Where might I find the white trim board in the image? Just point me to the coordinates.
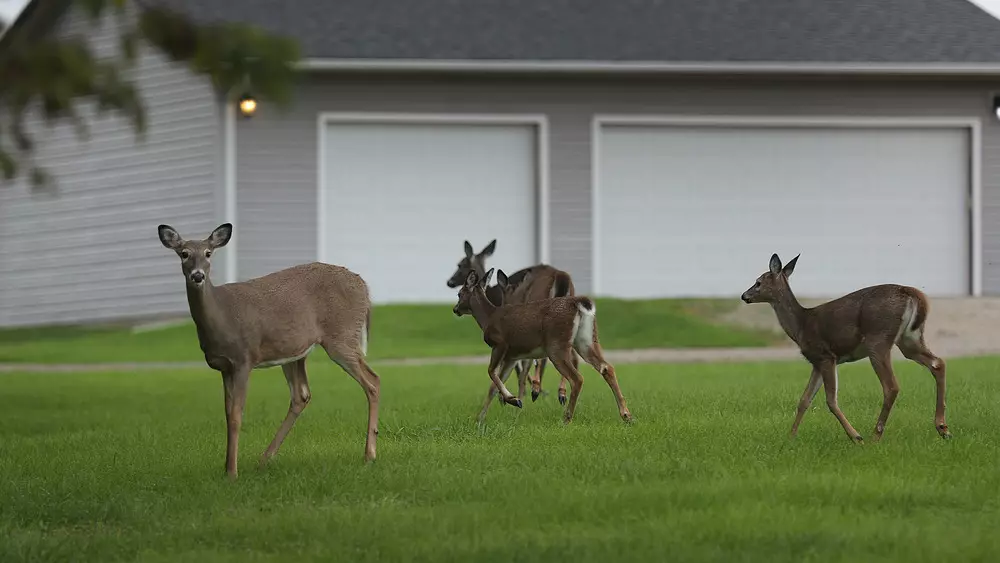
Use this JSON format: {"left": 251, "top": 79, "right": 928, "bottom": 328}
{"left": 315, "top": 112, "right": 551, "bottom": 267}
{"left": 590, "top": 114, "right": 983, "bottom": 297}
{"left": 297, "top": 59, "right": 1000, "bottom": 77}
{"left": 223, "top": 100, "right": 238, "bottom": 284}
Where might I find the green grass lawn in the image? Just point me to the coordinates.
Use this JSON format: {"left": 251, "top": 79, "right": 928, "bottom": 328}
{"left": 0, "top": 298, "right": 779, "bottom": 364}
{"left": 2, "top": 357, "right": 998, "bottom": 562}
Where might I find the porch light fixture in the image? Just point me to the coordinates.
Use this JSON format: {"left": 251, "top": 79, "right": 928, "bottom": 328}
{"left": 238, "top": 93, "right": 258, "bottom": 118}
{"left": 994, "top": 95, "right": 1000, "bottom": 120}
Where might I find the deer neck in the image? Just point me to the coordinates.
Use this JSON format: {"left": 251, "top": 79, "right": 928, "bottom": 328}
{"left": 770, "top": 288, "right": 808, "bottom": 345}
{"left": 185, "top": 281, "right": 232, "bottom": 349}
{"left": 469, "top": 289, "right": 498, "bottom": 332}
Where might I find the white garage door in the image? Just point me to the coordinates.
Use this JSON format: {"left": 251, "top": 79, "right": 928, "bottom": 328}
{"left": 321, "top": 121, "right": 538, "bottom": 304}
{"left": 596, "top": 123, "right": 971, "bottom": 298}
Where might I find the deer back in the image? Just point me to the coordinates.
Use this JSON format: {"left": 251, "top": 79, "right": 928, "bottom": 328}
{"left": 505, "top": 265, "right": 575, "bottom": 305}
{"left": 484, "top": 295, "right": 590, "bottom": 356}
{"left": 211, "top": 262, "right": 371, "bottom": 365}
{"left": 807, "top": 284, "right": 928, "bottom": 355}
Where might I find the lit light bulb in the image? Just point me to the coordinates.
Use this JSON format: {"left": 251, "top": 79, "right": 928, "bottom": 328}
{"left": 238, "top": 94, "right": 257, "bottom": 117}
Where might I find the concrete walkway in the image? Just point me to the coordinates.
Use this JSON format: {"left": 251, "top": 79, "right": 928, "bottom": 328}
{"left": 2, "top": 343, "right": 998, "bottom": 373}
{"left": 0, "top": 346, "right": 806, "bottom": 373}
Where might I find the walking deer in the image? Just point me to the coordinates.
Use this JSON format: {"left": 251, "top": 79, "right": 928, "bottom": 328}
{"left": 157, "top": 223, "right": 380, "bottom": 479}
{"left": 447, "top": 239, "right": 575, "bottom": 405}
{"left": 741, "top": 253, "right": 951, "bottom": 443}
{"left": 453, "top": 267, "right": 632, "bottom": 424}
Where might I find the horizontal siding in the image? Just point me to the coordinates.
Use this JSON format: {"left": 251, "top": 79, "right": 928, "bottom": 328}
{"left": 0, "top": 5, "right": 220, "bottom": 327}
{"left": 235, "top": 74, "right": 1000, "bottom": 295}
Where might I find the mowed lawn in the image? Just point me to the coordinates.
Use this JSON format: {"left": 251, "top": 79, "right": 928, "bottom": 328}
{"left": 2, "top": 357, "right": 998, "bottom": 563}
{"left": 0, "top": 298, "right": 778, "bottom": 365}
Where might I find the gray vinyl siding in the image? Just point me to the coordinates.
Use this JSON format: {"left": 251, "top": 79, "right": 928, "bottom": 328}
{"left": 234, "top": 74, "right": 1000, "bottom": 296}
{"left": 0, "top": 5, "right": 220, "bottom": 327}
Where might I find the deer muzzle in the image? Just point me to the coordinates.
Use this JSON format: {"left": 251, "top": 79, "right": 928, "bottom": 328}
{"left": 190, "top": 270, "right": 206, "bottom": 285}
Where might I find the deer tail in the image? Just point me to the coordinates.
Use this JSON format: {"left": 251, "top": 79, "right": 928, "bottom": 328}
{"left": 901, "top": 286, "right": 929, "bottom": 333}
{"left": 360, "top": 305, "right": 371, "bottom": 357}
{"left": 553, "top": 271, "right": 573, "bottom": 298}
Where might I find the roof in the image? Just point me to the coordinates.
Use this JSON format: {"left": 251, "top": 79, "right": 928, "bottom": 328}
{"left": 156, "top": 0, "right": 1000, "bottom": 65}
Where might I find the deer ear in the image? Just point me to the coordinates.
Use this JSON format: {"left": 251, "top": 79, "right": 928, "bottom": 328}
{"left": 768, "top": 253, "right": 782, "bottom": 275}
{"left": 481, "top": 268, "right": 495, "bottom": 287}
{"left": 480, "top": 239, "right": 497, "bottom": 258}
{"left": 207, "top": 223, "right": 233, "bottom": 248}
{"left": 497, "top": 269, "right": 508, "bottom": 288}
{"left": 783, "top": 254, "right": 799, "bottom": 277}
{"left": 158, "top": 224, "right": 182, "bottom": 250}
{"left": 465, "top": 270, "right": 478, "bottom": 287}
{"left": 463, "top": 241, "right": 474, "bottom": 259}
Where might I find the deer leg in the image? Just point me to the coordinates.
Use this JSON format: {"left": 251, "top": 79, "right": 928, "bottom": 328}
{"left": 325, "top": 344, "right": 381, "bottom": 463}
{"left": 477, "top": 360, "right": 519, "bottom": 424}
{"left": 576, "top": 341, "right": 631, "bottom": 423}
{"left": 789, "top": 368, "right": 823, "bottom": 439}
{"left": 549, "top": 352, "right": 584, "bottom": 424}
{"left": 516, "top": 361, "right": 530, "bottom": 401}
{"left": 487, "top": 346, "right": 522, "bottom": 408}
{"left": 819, "top": 362, "right": 864, "bottom": 444}
{"left": 898, "top": 336, "right": 951, "bottom": 439}
{"left": 260, "top": 359, "right": 311, "bottom": 465}
{"left": 868, "top": 345, "right": 900, "bottom": 442}
{"left": 530, "top": 359, "right": 545, "bottom": 402}
{"left": 557, "top": 356, "right": 575, "bottom": 406}
{"left": 222, "top": 366, "right": 250, "bottom": 479}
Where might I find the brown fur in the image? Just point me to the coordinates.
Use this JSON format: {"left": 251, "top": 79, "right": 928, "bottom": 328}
{"left": 446, "top": 239, "right": 576, "bottom": 406}
{"left": 741, "top": 253, "right": 950, "bottom": 443}
{"left": 158, "top": 223, "right": 381, "bottom": 479}
{"left": 454, "top": 268, "right": 632, "bottom": 425}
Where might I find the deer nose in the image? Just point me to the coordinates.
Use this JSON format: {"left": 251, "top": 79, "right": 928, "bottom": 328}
{"left": 190, "top": 271, "right": 205, "bottom": 284}
{"left": 741, "top": 292, "right": 751, "bottom": 303}
{"left": 452, "top": 305, "right": 462, "bottom": 316}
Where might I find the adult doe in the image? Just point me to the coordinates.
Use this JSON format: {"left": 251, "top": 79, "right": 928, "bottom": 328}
{"left": 453, "top": 267, "right": 631, "bottom": 425}
{"left": 158, "top": 223, "right": 381, "bottom": 479}
{"left": 447, "top": 239, "right": 575, "bottom": 405}
{"left": 741, "top": 253, "right": 950, "bottom": 443}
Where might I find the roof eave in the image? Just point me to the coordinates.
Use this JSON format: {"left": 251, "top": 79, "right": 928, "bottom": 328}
{"left": 296, "top": 58, "right": 1000, "bottom": 77}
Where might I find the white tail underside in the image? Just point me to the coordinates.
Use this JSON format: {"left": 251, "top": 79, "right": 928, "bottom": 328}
{"left": 573, "top": 303, "right": 596, "bottom": 351}
{"left": 895, "top": 298, "right": 921, "bottom": 345}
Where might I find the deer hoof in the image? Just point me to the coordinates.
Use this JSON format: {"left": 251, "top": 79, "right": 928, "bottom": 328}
{"left": 507, "top": 398, "right": 523, "bottom": 409}
{"left": 622, "top": 412, "right": 634, "bottom": 424}
{"left": 531, "top": 390, "right": 540, "bottom": 402}
{"left": 938, "top": 424, "right": 952, "bottom": 439}
{"left": 558, "top": 394, "right": 567, "bottom": 406}
{"left": 853, "top": 435, "right": 865, "bottom": 444}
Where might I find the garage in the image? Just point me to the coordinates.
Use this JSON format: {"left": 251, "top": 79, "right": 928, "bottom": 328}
{"left": 594, "top": 119, "right": 974, "bottom": 299}
{"left": 319, "top": 117, "right": 542, "bottom": 304}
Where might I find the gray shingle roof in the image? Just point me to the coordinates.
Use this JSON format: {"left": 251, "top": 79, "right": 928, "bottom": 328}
{"left": 157, "top": 0, "right": 1000, "bottom": 64}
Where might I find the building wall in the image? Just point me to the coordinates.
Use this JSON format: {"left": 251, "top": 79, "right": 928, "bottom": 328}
{"left": 234, "top": 73, "right": 1000, "bottom": 296}
{"left": 0, "top": 5, "right": 221, "bottom": 327}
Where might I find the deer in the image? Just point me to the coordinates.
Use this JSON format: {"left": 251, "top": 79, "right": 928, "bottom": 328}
{"left": 740, "top": 253, "right": 951, "bottom": 444}
{"left": 157, "top": 222, "right": 380, "bottom": 479}
{"left": 447, "top": 239, "right": 575, "bottom": 406}
{"left": 453, "top": 267, "right": 632, "bottom": 425}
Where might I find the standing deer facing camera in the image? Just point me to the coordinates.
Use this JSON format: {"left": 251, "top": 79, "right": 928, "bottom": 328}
{"left": 157, "top": 223, "right": 380, "bottom": 479}
{"left": 453, "top": 267, "right": 632, "bottom": 425}
{"left": 741, "top": 253, "right": 951, "bottom": 443}
{"left": 447, "top": 239, "right": 576, "bottom": 405}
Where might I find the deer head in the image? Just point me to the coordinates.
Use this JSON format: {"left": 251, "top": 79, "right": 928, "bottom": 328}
{"left": 453, "top": 267, "right": 495, "bottom": 316}
{"left": 741, "top": 253, "right": 799, "bottom": 304}
{"left": 158, "top": 223, "right": 233, "bottom": 288}
{"left": 447, "top": 239, "right": 496, "bottom": 288}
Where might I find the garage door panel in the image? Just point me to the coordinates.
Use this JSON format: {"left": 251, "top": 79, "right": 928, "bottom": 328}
{"left": 322, "top": 122, "right": 537, "bottom": 304}
{"left": 597, "top": 125, "right": 969, "bottom": 298}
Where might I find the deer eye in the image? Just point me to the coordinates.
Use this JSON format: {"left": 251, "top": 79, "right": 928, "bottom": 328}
{"left": 180, "top": 250, "right": 190, "bottom": 260}
{"left": 205, "top": 250, "right": 212, "bottom": 258}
